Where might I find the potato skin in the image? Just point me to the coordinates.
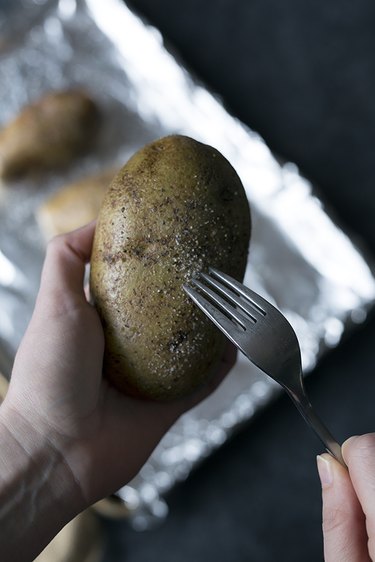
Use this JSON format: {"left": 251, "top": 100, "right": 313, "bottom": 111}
{"left": 0, "top": 90, "right": 99, "bottom": 180}
{"left": 90, "top": 135, "right": 251, "bottom": 400}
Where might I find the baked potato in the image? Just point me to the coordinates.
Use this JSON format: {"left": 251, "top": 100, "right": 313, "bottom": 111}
{"left": 90, "top": 135, "right": 251, "bottom": 400}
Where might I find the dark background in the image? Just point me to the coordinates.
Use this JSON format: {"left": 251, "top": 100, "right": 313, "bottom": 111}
{"left": 99, "top": 1, "right": 375, "bottom": 561}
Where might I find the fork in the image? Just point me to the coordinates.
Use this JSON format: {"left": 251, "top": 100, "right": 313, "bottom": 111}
{"left": 184, "top": 268, "right": 345, "bottom": 466}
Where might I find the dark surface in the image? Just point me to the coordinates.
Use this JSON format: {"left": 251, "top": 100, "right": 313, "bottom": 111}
{"left": 101, "top": 1, "right": 375, "bottom": 560}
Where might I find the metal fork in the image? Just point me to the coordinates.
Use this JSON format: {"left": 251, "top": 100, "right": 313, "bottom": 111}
{"left": 184, "top": 268, "right": 345, "bottom": 466}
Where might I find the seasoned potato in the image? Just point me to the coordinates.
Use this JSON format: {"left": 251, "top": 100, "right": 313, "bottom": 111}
{"left": 90, "top": 135, "right": 251, "bottom": 401}
{"left": 0, "top": 90, "right": 100, "bottom": 180}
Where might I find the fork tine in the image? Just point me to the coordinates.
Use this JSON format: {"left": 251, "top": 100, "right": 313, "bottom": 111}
{"left": 209, "top": 268, "right": 267, "bottom": 316}
{"left": 183, "top": 284, "right": 245, "bottom": 347}
{"left": 191, "top": 279, "right": 250, "bottom": 329}
{"left": 200, "top": 272, "right": 262, "bottom": 323}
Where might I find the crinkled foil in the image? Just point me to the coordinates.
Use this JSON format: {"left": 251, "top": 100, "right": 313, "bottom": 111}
{"left": 1, "top": 0, "right": 375, "bottom": 529}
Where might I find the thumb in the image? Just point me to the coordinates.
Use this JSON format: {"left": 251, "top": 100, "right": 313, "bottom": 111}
{"left": 317, "top": 453, "right": 370, "bottom": 562}
{"left": 35, "top": 221, "right": 96, "bottom": 316}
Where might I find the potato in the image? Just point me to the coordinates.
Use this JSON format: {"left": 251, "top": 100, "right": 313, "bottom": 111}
{"left": 90, "top": 135, "right": 251, "bottom": 400}
{"left": 37, "top": 168, "right": 116, "bottom": 240}
{"left": 0, "top": 90, "right": 100, "bottom": 180}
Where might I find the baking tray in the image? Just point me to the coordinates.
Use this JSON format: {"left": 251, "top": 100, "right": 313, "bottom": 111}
{"left": 1, "top": 0, "right": 375, "bottom": 529}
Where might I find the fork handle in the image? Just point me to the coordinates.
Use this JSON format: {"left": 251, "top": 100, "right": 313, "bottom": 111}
{"left": 286, "top": 389, "right": 346, "bottom": 467}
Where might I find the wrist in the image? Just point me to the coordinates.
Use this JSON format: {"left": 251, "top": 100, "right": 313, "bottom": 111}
{"left": 0, "top": 398, "right": 86, "bottom": 561}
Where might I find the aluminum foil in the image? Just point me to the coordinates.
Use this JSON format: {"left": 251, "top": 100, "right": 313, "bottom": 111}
{"left": 1, "top": 0, "right": 375, "bottom": 529}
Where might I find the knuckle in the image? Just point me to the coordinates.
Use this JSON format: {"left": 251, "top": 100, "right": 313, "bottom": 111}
{"left": 46, "top": 231, "right": 85, "bottom": 263}
{"left": 47, "top": 232, "right": 69, "bottom": 254}
{"left": 323, "top": 506, "right": 349, "bottom": 535}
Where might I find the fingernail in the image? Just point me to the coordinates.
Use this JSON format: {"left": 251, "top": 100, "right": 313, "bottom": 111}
{"left": 317, "top": 454, "right": 333, "bottom": 488}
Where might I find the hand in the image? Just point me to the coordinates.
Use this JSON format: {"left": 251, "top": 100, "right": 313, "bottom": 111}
{"left": 0, "top": 221, "right": 235, "bottom": 559}
{"left": 317, "top": 434, "right": 375, "bottom": 561}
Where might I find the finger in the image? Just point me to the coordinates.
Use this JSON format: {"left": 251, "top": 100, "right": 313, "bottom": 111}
{"left": 39, "top": 221, "right": 96, "bottom": 300}
{"left": 317, "top": 453, "right": 370, "bottom": 562}
{"left": 343, "top": 434, "right": 375, "bottom": 559}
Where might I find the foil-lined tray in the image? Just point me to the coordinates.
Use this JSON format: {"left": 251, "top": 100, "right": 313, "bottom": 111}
{"left": 1, "top": 0, "right": 375, "bottom": 529}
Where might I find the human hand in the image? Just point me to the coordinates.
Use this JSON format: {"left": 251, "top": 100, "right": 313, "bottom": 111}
{"left": 1, "top": 221, "right": 235, "bottom": 510}
{"left": 317, "top": 434, "right": 375, "bottom": 561}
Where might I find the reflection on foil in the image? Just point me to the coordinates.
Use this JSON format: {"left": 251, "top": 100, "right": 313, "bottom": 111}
{"left": 0, "top": 0, "right": 375, "bottom": 529}
{"left": 0, "top": 250, "right": 18, "bottom": 287}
